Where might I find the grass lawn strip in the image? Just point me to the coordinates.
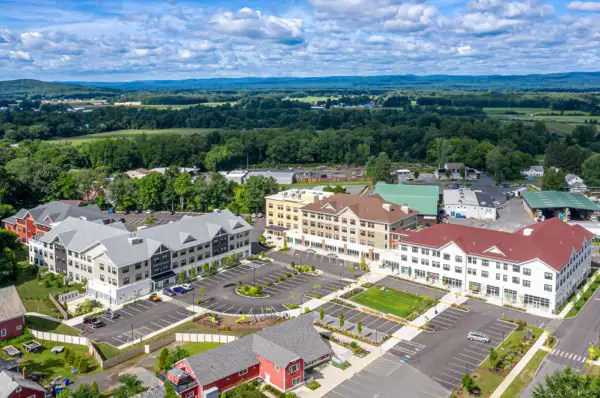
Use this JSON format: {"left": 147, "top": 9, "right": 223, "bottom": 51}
{"left": 349, "top": 286, "right": 434, "bottom": 319}
{"left": 457, "top": 325, "right": 544, "bottom": 397}
{"left": 500, "top": 349, "right": 548, "bottom": 398}
{"left": 176, "top": 342, "right": 222, "bottom": 356}
{"left": 25, "top": 316, "right": 81, "bottom": 336}
{"left": 566, "top": 274, "right": 600, "bottom": 318}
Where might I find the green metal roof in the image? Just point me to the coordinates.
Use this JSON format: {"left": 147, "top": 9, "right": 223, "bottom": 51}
{"left": 373, "top": 182, "right": 440, "bottom": 216}
{"left": 522, "top": 191, "right": 600, "bottom": 211}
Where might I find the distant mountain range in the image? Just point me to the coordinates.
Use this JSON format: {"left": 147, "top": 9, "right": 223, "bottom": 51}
{"left": 2, "top": 72, "right": 600, "bottom": 98}
{"left": 65, "top": 72, "right": 600, "bottom": 91}
{"left": 0, "top": 79, "right": 121, "bottom": 99}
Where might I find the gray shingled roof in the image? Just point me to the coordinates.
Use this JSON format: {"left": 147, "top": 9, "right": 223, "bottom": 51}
{"left": 100, "top": 235, "right": 163, "bottom": 266}
{"left": 0, "top": 286, "right": 26, "bottom": 322}
{"left": 1, "top": 201, "right": 110, "bottom": 227}
{"left": 39, "top": 217, "right": 129, "bottom": 252}
{"left": 0, "top": 370, "right": 47, "bottom": 398}
{"left": 182, "top": 313, "right": 331, "bottom": 386}
{"left": 137, "top": 210, "right": 251, "bottom": 251}
{"left": 184, "top": 337, "right": 258, "bottom": 386}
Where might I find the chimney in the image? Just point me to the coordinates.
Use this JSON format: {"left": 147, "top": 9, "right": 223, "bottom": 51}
{"left": 382, "top": 203, "right": 392, "bottom": 212}
{"left": 523, "top": 228, "right": 533, "bottom": 236}
{"left": 401, "top": 205, "right": 409, "bottom": 213}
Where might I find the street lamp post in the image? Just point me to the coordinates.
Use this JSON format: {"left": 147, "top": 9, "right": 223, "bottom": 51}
{"left": 253, "top": 268, "right": 256, "bottom": 286}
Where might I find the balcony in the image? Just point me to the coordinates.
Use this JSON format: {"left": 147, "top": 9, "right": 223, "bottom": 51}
{"left": 160, "top": 374, "right": 198, "bottom": 395}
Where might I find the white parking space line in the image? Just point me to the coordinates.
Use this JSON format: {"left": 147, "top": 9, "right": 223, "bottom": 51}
{"left": 439, "top": 312, "right": 462, "bottom": 321}
{"left": 466, "top": 345, "right": 491, "bottom": 354}
{"left": 119, "top": 308, "right": 136, "bottom": 317}
{"left": 166, "top": 314, "right": 181, "bottom": 322}
{"left": 150, "top": 321, "right": 165, "bottom": 328}
{"left": 458, "top": 352, "right": 484, "bottom": 362}
{"left": 111, "top": 335, "right": 128, "bottom": 345}
{"left": 135, "top": 302, "right": 151, "bottom": 309}
{"left": 464, "top": 348, "right": 487, "bottom": 357}
{"left": 439, "top": 372, "right": 462, "bottom": 382}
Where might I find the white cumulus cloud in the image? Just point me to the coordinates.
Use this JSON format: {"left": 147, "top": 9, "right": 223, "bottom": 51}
{"left": 567, "top": 1, "right": 600, "bottom": 11}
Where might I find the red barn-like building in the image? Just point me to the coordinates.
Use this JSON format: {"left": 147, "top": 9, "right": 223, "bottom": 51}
{"left": 1, "top": 201, "right": 114, "bottom": 244}
{"left": 0, "top": 370, "right": 49, "bottom": 398}
{"left": 0, "top": 286, "right": 26, "bottom": 342}
{"left": 164, "top": 314, "right": 332, "bottom": 397}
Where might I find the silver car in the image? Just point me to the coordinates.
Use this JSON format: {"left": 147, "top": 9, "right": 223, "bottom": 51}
{"left": 468, "top": 331, "right": 491, "bottom": 343}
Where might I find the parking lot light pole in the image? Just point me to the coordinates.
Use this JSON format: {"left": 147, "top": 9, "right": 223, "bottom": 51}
{"left": 192, "top": 290, "right": 195, "bottom": 313}
{"left": 253, "top": 268, "right": 256, "bottom": 286}
{"left": 131, "top": 324, "right": 134, "bottom": 342}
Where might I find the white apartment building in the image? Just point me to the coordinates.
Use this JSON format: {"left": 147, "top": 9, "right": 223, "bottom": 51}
{"left": 381, "top": 218, "right": 594, "bottom": 313}
{"left": 443, "top": 189, "right": 497, "bottom": 220}
{"left": 29, "top": 210, "right": 251, "bottom": 305}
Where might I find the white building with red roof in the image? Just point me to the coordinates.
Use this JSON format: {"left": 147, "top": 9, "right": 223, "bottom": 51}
{"left": 381, "top": 218, "right": 594, "bottom": 313}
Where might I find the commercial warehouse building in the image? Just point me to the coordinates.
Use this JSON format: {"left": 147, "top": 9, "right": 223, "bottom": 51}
{"left": 443, "top": 189, "right": 497, "bottom": 220}
{"left": 522, "top": 191, "right": 600, "bottom": 222}
{"left": 372, "top": 182, "right": 440, "bottom": 225}
{"left": 380, "top": 218, "right": 594, "bottom": 313}
{"left": 28, "top": 210, "right": 251, "bottom": 305}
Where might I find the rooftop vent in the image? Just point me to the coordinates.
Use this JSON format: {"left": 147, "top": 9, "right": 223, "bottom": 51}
{"left": 128, "top": 237, "right": 143, "bottom": 245}
{"left": 523, "top": 228, "right": 533, "bottom": 236}
{"left": 382, "top": 203, "right": 392, "bottom": 212}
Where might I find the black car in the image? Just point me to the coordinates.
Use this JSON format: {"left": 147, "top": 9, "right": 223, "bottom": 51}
{"left": 163, "top": 288, "right": 176, "bottom": 297}
{"left": 83, "top": 316, "right": 105, "bottom": 328}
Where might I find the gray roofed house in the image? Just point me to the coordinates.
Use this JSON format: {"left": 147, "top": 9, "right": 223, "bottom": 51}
{"left": 0, "top": 286, "right": 26, "bottom": 323}
{"left": 0, "top": 369, "right": 48, "bottom": 398}
{"left": 2, "top": 201, "right": 112, "bottom": 228}
{"left": 169, "top": 313, "right": 331, "bottom": 393}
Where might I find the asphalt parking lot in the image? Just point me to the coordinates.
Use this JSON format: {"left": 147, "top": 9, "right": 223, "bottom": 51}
{"left": 268, "top": 250, "right": 363, "bottom": 280}
{"left": 326, "top": 278, "right": 549, "bottom": 398}
{"left": 320, "top": 301, "right": 402, "bottom": 342}
{"left": 75, "top": 300, "right": 194, "bottom": 347}
{"left": 177, "top": 261, "right": 350, "bottom": 315}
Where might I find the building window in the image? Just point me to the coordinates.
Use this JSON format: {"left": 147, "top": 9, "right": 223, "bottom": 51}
{"left": 0, "top": 329, "right": 6, "bottom": 337}
{"left": 401, "top": 245, "right": 407, "bottom": 251}
{"left": 512, "top": 276, "right": 520, "bottom": 284}
{"left": 482, "top": 271, "right": 489, "bottom": 278}
{"left": 523, "top": 268, "right": 531, "bottom": 276}
{"left": 523, "top": 280, "right": 531, "bottom": 287}
{"left": 184, "top": 393, "right": 194, "bottom": 398}
{"left": 443, "top": 253, "right": 450, "bottom": 260}
{"left": 292, "top": 376, "right": 301, "bottom": 386}
{"left": 544, "top": 284, "right": 552, "bottom": 292}
{"left": 455, "top": 266, "right": 462, "bottom": 273}
{"left": 443, "top": 264, "right": 450, "bottom": 271}
{"left": 512, "top": 265, "right": 520, "bottom": 273}
{"left": 289, "top": 364, "right": 299, "bottom": 373}
{"left": 455, "top": 256, "right": 463, "bottom": 263}
{"left": 238, "top": 368, "right": 248, "bottom": 376}
{"left": 412, "top": 247, "right": 418, "bottom": 253}
{"left": 544, "top": 272, "right": 553, "bottom": 280}
{"left": 482, "top": 260, "right": 489, "bottom": 267}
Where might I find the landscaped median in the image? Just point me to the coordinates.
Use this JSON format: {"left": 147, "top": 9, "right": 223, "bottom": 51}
{"left": 454, "top": 320, "right": 545, "bottom": 397}
{"left": 565, "top": 273, "right": 600, "bottom": 318}
{"left": 499, "top": 349, "right": 549, "bottom": 398}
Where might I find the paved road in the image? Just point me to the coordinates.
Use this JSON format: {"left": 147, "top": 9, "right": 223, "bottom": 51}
{"left": 523, "top": 282, "right": 600, "bottom": 397}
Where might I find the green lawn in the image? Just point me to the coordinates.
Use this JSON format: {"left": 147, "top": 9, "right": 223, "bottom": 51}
{"left": 48, "top": 128, "right": 216, "bottom": 145}
{"left": 14, "top": 265, "right": 85, "bottom": 317}
{"left": 349, "top": 286, "right": 435, "bottom": 319}
{"left": 176, "top": 342, "right": 222, "bottom": 356}
{"left": 94, "top": 342, "right": 126, "bottom": 360}
{"left": 25, "top": 316, "right": 81, "bottom": 336}
{"left": 501, "top": 349, "right": 548, "bottom": 398}
{"left": 1, "top": 337, "right": 100, "bottom": 383}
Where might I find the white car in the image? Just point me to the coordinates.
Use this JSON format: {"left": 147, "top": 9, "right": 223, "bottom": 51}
{"left": 467, "top": 331, "right": 491, "bottom": 343}
{"left": 180, "top": 284, "right": 194, "bottom": 291}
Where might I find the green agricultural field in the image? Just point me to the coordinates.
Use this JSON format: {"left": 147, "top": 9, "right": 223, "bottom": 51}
{"left": 48, "top": 128, "right": 216, "bottom": 145}
{"left": 350, "top": 286, "right": 435, "bottom": 319}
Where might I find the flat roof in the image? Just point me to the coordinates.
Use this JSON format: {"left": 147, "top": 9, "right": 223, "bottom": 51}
{"left": 443, "top": 189, "right": 495, "bottom": 208}
{"left": 373, "top": 182, "right": 439, "bottom": 216}
{"left": 522, "top": 191, "right": 600, "bottom": 211}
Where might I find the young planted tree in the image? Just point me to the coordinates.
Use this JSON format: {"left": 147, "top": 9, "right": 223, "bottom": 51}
{"left": 357, "top": 319, "right": 363, "bottom": 335}
{"left": 339, "top": 313, "right": 345, "bottom": 328}
{"left": 319, "top": 307, "right": 324, "bottom": 321}
{"left": 489, "top": 348, "right": 499, "bottom": 370}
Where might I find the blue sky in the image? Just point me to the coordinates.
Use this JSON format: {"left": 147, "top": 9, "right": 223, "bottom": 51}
{"left": 1, "top": 0, "right": 600, "bottom": 81}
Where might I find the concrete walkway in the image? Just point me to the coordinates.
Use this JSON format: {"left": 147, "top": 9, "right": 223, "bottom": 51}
{"left": 490, "top": 333, "right": 548, "bottom": 398}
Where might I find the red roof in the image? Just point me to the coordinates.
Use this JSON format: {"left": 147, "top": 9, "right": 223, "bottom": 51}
{"left": 400, "top": 218, "right": 593, "bottom": 272}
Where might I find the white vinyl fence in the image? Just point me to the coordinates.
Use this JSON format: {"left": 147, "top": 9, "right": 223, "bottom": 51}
{"left": 175, "top": 333, "right": 238, "bottom": 344}
{"left": 31, "top": 330, "right": 89, "bottom": 346}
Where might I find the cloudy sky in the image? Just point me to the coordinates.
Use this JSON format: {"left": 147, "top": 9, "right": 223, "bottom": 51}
{"left": 1, "top": 0, "right": 600, "bottom": 81}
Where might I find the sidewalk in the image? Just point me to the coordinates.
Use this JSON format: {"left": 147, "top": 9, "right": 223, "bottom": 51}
{"left": 490, "top": 333, "right": 548, "bottom": 398}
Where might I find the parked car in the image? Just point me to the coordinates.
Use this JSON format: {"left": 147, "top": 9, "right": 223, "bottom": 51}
{"left": 83, "top": 317, "right": 105, "bottom": 329}
{"left": 149, "top": 293, "right": 161, "bottom": 302}
{"left": 104, "top": 310, "right": 118, "bottom": 320}
{"left": 172, "top": 286, "right": 186, "bottom": 294}
{"left": 467, "top": 331, "right": 490, "bottom": 343}
{"left": 257, "top": 213, "right": 264, "bottom": 218}
{"left": 180, "top": 284, "right": 194, "bottom": 292}
{"left": 162, "top": 288, "right": 176, "bottom": 297}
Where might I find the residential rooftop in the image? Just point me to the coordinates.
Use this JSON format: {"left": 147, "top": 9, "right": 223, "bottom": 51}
{"left": 265, "top": 188, "right": 334, "bottom": 204}
{"left": 0, "top": 286, "right": 26, "bottom": 322}
{"left": 443, "top": 189, "right": 495, "bottom": 208}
